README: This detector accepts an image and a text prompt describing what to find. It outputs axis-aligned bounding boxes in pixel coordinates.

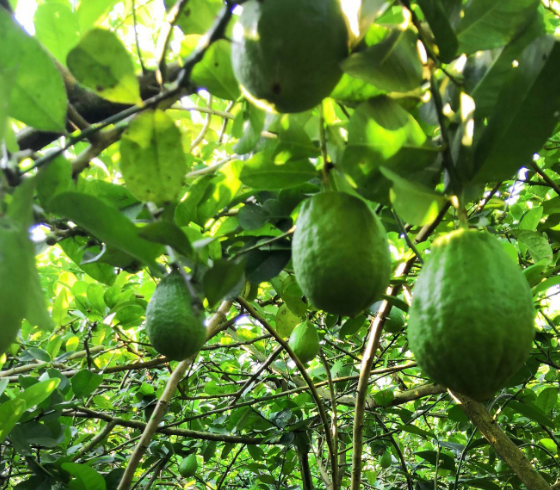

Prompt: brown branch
[116,300,232,490]
[64,406,268,445]
[453,392,551,490]
[530,161,560,196]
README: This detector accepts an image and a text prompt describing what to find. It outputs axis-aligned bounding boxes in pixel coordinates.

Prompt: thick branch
[454,392,551,490]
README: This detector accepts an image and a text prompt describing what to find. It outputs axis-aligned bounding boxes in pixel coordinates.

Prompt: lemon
[408,229,535,401]
[179,454,198,478]
[231,0,348,113]
[288,320,319,364]
[145,271,206,361]
[292,192,391,317]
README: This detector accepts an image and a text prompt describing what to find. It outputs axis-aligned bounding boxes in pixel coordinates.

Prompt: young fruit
[384,308,405,334]
[288,320,320,364]
[292,192,391,317]
[408,229,535,401]
[145,271,206,361]
[179,454,198,478]
[379,450,392,469]
[231,0,348,113]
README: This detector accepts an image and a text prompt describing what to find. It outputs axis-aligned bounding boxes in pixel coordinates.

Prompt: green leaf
[459,478,501,490]
[0,8,67,132]
[341,29,423,93]
[471,14,545,118]
[138,221,193,258]
[473,36,560,182]
[238,204,270,231]
[174,0,223,34]
[537,388,558,414]
[399,424,435,439]
[373,389,395,407]
[59,237,117,286]
[457,0,540,54]
[191,39,240,100]
[415,450,456,471]
[339,316,367,337]
[36,155,74,211]
[76,0,118,33]
[239,153,317,190]
[519,207,543,231]
[342,97,437,199]
[34,2,81,65]
[203,259,245,308]
[507,400,555,428]
[0,69,14,143]
[71,370,104,398]
[49,191,163,269]
[517,231,552,265]
[245,250,291,284]
[380,167,446,226]
[120,109,188,204]
[416,0,458,63]
[0,398,27,443]
[16,378,61,408]
[62,462,107,490]
[67,28,141,105]
[4,179,52,334]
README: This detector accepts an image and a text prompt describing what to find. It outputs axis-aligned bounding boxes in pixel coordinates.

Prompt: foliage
[0,1,560,490]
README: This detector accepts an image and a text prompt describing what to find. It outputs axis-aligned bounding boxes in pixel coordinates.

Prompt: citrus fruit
[379,450,392,469]
[179,454,198,478]
[292,192,391,317]
[384,308,405,334]
[231,0,348,113]
[288,320,320,364]
[408,229,535,401]
[145,270,206,361]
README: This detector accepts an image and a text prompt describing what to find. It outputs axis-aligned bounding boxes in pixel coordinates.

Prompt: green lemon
[231,0,348,113]
[288,320,320,364]
[179,454,198,478]
[384,308,405,334]
[292,192,391,317]
[145,271,207,361]
[408,229,535,401]
[379,450,392,469]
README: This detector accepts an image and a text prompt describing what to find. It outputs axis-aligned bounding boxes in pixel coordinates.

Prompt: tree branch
[453,392,552,490]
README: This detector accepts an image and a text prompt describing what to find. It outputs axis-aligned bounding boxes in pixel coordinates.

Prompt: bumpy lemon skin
[231,0,349,113]
[408,229,535,401]
[288,321,320,364]
[145,271,207,361]
[292,192,391,317]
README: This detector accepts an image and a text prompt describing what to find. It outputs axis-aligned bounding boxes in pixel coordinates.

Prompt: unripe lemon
[145,271,207,361]
[408,229,535,401]
[292,192,391,317]
[231,0,348,113]
[288,320,320,364]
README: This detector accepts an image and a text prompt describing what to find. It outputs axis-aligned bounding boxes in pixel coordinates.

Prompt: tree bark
[454,392,552,490]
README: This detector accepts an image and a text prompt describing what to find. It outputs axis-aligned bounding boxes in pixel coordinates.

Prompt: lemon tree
[1,1,560,490]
